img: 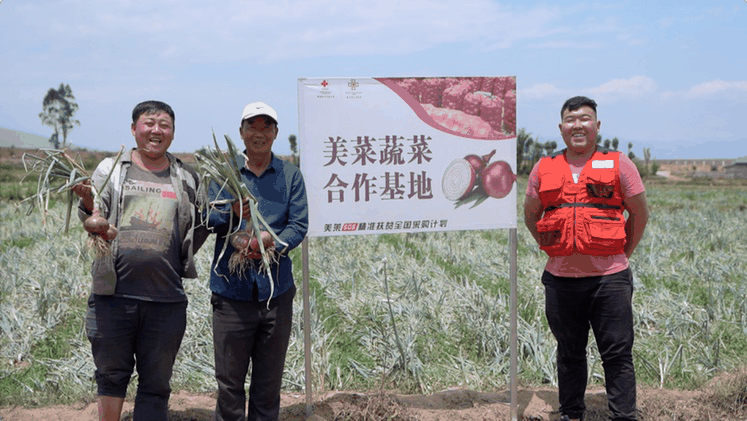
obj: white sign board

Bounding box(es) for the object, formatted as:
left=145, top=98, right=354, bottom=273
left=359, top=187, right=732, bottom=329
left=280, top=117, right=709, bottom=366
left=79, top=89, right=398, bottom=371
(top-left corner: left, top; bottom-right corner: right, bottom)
left=298, top=77, right=517, bottom=237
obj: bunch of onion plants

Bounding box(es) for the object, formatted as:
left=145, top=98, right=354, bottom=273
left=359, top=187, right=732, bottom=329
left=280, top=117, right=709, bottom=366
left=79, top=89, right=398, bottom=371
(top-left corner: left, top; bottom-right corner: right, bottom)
left=21, top=147, right=124, bottom=256
left=21, top=149, right=91, bottom=233
left=194, top=133, right=287, bottom=300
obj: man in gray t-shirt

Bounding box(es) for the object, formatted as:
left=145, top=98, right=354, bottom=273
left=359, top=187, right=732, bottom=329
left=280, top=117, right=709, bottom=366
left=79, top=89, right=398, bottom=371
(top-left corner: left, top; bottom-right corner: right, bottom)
left=116, top=165, right=185, bottom=301
left=74, top=100, right=207, bottom=421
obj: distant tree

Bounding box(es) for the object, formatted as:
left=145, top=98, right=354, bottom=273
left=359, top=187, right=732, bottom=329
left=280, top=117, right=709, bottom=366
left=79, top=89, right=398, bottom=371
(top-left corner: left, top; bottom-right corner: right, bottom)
left=633, top=160, right=648, bottom=177
left=603, top=138, right=611, bottom=150
left=627, top=142, right=636, bottom=160
left=515, top=129, right=563, bottom=175
left=516, top=128, right=532, bottom=174
left=643, top=147, right=651, bottom=170
left=523, top=138, right=559, bottom=174
left=651, top=160, right=660, bottom=176
left=611, top=137, right=619, bottom=151
left=527, top=140, right=544, bottom=170
left=543, top=140, right=557, bottom=156
left=49, top=133, right=60, bottom=149
left=596, top=134, right=602, bottom=145
left=641, top=147, right=658, bottom=177
left=39, top=83, right=80, bottom=149
left=523, top=138, right=534, bottom=173
left=288, top=134, right=298, bottom=166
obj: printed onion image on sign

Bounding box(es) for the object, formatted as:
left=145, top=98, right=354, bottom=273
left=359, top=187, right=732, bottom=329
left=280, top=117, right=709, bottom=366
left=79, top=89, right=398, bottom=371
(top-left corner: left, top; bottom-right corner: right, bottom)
left=442, top=149, right=517, bottom=209
left=298, top=76, right=517, bottom=237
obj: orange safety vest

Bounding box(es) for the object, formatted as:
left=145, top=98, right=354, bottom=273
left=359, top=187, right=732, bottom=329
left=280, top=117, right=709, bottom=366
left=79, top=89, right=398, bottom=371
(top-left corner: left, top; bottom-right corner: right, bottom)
left=536, top=148, right=626, bottom=257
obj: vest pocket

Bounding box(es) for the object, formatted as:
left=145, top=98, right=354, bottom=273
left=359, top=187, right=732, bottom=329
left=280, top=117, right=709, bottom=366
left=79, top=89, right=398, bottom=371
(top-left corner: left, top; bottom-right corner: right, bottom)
left=538, top=175, right=564, bottom=204
left=536, top=214, right=572, bottom=256
left=585, top=168, right=615, bottom=184
left=584, top=171, right=619, bottom=201
left=580, top=213, right=626, bottom=254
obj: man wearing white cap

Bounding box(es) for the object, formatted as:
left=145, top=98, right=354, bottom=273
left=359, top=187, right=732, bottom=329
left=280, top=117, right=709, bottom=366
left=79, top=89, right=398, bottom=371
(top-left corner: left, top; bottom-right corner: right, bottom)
left=205, top=102, right=309, bottom=421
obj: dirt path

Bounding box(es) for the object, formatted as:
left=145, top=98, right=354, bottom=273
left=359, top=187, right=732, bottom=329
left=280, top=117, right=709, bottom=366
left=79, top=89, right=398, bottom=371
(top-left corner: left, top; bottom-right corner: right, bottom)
left=0, top=385, right=715, bottom=421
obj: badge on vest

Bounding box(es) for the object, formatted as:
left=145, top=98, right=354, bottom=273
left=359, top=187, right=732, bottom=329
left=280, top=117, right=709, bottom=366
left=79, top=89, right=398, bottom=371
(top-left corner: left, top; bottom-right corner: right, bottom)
left=591, top=160, right=614, bottom=169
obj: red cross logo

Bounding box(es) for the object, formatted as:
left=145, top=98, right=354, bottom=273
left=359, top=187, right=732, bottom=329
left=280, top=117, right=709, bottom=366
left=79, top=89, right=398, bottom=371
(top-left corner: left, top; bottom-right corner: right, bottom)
left=321, top=80, right=329, bottom=88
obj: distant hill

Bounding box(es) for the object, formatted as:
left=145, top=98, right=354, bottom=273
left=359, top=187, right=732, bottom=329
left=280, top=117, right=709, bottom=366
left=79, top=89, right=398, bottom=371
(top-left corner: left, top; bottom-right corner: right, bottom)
left=0, top=127, right=101, bottom=151
left=0, top=127, right=51, bottom=149
left=638, top=137, right=747, bottom=160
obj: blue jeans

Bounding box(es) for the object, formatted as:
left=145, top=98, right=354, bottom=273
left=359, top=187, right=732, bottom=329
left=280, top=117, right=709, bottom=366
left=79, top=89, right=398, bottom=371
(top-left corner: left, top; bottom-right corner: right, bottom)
left=212, top=285, right=296, bottom=421
left=542, top=269, right=637, bottom=421
left=86, top=294, right=187, bottom=421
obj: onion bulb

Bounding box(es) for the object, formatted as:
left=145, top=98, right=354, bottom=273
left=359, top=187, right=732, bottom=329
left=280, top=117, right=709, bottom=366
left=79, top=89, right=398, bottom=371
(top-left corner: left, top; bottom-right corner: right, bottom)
left=229, top=231, right=253, bottom=252
left=84, top=213, right=109, bottom=236
left=85, top=211, right=113, bottom=257
left=481, top=160, right=517, bottom=199
left=249, top=236, right=260, bottom=252
left=441, top=158, right=476, bottom=200
left=103, top=225, right=118, bottom=241
left=463, top=149, right=496, bottom=174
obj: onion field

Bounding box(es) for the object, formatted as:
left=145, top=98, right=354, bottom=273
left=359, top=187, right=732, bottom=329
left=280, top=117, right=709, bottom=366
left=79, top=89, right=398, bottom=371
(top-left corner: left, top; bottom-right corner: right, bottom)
left=1, top=179, right=746, bottom=406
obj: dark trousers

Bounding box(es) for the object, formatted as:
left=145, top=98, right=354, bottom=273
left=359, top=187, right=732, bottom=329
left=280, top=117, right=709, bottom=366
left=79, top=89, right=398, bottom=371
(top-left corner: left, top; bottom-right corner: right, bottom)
left=542, top=268, right=637, bottom=421
left=86, top=295, right=187, bottom=421
left=211, top=285, right=296, bottom=421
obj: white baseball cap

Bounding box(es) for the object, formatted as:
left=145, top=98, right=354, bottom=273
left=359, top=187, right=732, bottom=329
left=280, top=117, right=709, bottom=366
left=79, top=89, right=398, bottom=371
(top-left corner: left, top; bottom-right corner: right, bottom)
left=241, top=102, right=278, bottom=124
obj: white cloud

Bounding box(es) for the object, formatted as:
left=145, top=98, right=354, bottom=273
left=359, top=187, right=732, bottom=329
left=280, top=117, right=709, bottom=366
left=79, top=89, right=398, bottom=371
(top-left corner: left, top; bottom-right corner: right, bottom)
left=521, top=83, right=561, bottom=99
left=660, top=80, right=747, bottom=99
left=518, top=75, right=662, bottom=103
left=252, top=1, right=568, bottom=61
left=687, top=80, right=747, bottom=96
left=0, top=0, right=590, bottom=65
left=588, top=76, right=657, bottom=98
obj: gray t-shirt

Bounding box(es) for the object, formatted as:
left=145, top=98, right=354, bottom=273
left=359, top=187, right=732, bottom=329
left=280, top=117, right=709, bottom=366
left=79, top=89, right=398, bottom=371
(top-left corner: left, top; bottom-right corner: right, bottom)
left=114, top=164, right=185, bottom=302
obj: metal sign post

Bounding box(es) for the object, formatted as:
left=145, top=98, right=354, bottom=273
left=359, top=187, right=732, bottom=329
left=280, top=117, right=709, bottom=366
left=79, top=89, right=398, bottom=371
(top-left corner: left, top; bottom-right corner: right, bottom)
left=509, top=227, right=518, bottom=421
left=302, top=238, right=313, bottom=418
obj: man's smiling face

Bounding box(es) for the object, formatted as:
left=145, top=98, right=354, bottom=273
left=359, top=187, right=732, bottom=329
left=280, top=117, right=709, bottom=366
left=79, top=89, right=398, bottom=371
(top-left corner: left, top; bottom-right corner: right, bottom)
left=131, top=111, right=174, bottom=161
left=559, top=105, right=600, bottom=156
left=240, top=116, right=278, bottom=157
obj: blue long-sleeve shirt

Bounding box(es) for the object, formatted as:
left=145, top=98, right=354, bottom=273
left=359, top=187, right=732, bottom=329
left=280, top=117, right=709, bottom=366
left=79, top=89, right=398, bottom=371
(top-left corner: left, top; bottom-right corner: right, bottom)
left=205, top=154, right=308, bottom=301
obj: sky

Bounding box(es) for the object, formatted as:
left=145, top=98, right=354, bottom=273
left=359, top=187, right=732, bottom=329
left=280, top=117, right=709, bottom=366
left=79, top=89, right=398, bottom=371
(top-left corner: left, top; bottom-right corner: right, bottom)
left=1, top=0, right=746, bottom=159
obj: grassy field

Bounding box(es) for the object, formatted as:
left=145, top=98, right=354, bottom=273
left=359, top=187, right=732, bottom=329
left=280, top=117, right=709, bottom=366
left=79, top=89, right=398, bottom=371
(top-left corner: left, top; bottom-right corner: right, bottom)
left=1, top=156, right=747, bottom=407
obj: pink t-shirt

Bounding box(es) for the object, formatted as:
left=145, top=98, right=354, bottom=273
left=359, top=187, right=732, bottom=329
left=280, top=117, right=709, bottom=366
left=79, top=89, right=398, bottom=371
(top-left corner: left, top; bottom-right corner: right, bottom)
left=526, top=151, right=645, bottom=277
